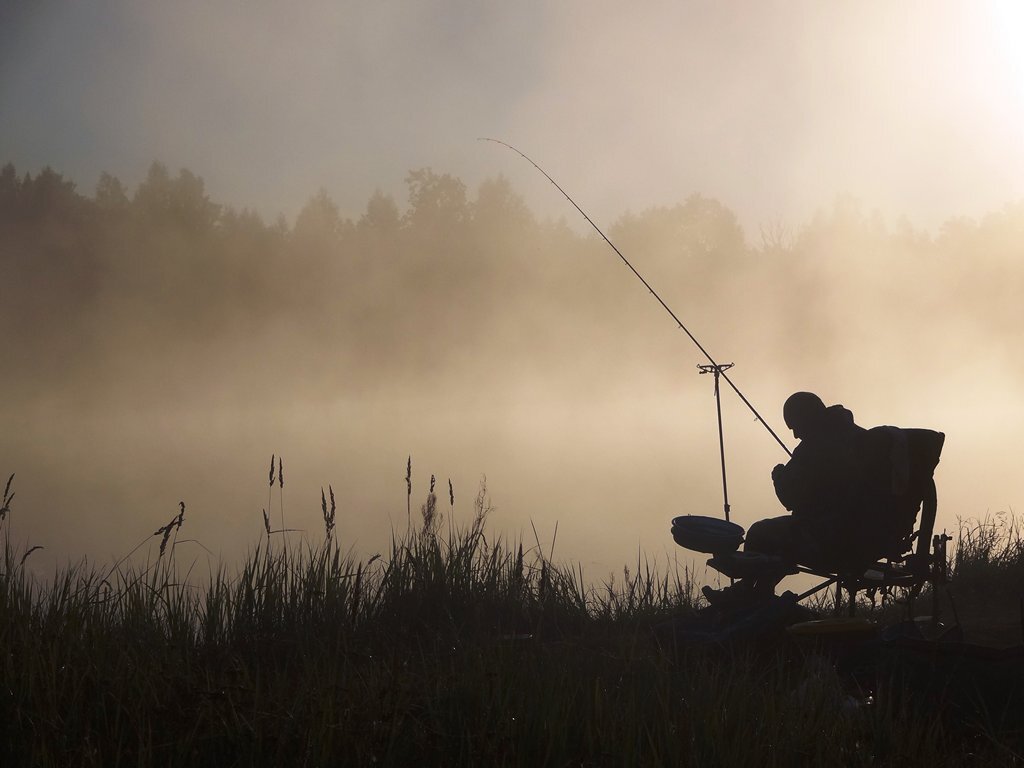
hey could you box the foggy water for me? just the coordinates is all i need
[5,334,1021,586]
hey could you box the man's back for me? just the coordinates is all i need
[772,403,865,520]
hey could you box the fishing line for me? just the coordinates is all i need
[480,137,792,458]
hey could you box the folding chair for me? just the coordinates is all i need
[682,427,947,618]
[790,428,947,616]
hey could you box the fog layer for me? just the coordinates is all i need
[0,164,1020,579]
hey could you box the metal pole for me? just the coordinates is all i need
[699,363,734,522]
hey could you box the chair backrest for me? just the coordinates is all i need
[867,427,945,560]
[793,428,945,615]
[903,428,944,560]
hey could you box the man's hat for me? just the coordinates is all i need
[783,391,826,432]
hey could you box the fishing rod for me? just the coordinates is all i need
[480,137,793,459]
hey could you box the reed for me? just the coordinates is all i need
[1,472,1021,766]
[955,511,1024,589]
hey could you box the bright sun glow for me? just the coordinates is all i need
[986,1,1024,107]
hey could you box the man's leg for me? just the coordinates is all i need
[745,516,797,560]
[743,516,800,596]
[702,516,796,606]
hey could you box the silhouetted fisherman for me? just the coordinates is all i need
[705,391,900,605]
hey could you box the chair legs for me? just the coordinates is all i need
[834,583,858,617]
[828,582,874,617]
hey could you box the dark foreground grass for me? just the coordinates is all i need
[1,475,1022,766]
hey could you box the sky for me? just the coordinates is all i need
[2,0,1023,580]
[3,1,1024,232]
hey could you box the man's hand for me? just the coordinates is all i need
[771,463,786,483]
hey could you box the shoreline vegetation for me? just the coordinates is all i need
[1,471,1022,766]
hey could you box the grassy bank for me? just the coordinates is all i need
[1,474,1022,766]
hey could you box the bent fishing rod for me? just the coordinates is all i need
[480,137,793,459]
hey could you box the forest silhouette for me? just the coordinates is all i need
[3,159,1020,409]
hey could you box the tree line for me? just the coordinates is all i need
[1,160,1020,403]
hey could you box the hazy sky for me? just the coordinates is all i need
[3,1,1024,231]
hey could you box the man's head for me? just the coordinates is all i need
[783,391,826,440]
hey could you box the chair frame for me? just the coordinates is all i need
[793,471,952,618]
[794,532,952,618]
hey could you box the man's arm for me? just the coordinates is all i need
[772,462,799,510]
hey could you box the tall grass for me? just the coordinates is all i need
[1,472,1022,766]
[955,511,1024,594]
